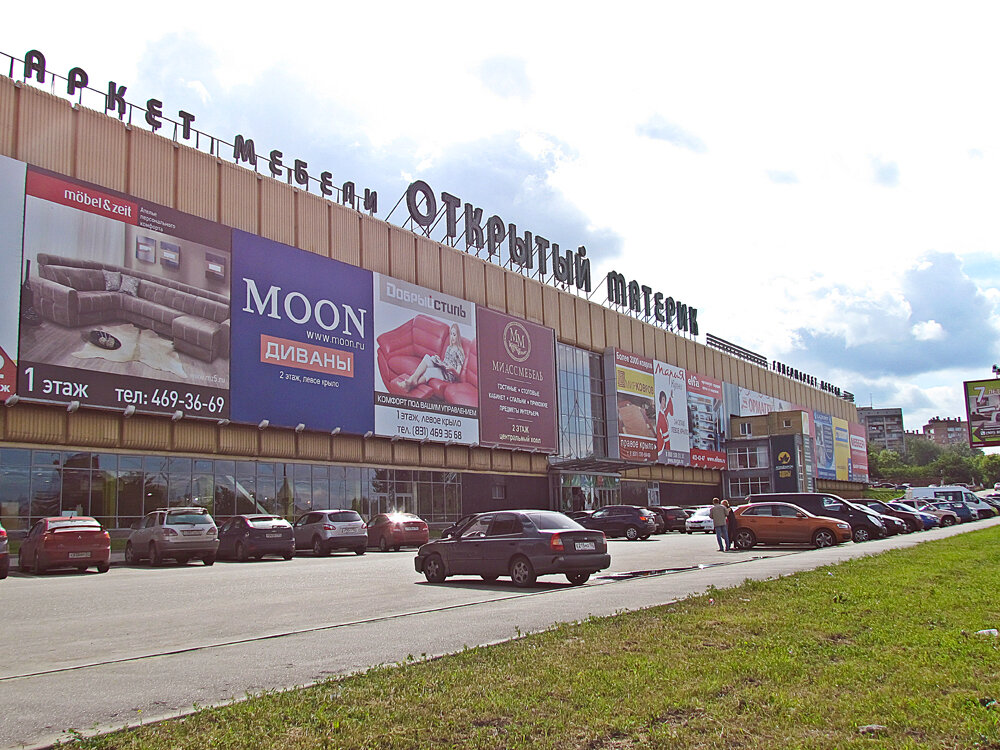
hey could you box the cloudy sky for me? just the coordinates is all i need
[4,2,1000,435]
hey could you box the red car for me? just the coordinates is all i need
[18,517,112,574]
[367,513,429,551]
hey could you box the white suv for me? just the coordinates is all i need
[293,510,367,556]
[126,507,219,566]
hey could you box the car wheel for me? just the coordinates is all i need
[19,553,29,573]
[354,546,366,556]
[509,556,536,587]
[175,556,190,566]
[624,525,640,541]
[203,555,216,566]
[282,551,294,560]
[379,535,390,552]
[0,557,8,579]
[852,527,871,543]
[149,542,163,567]
[96,562,110,574]
[812,528,836,549]
[33,551,45,575]
[423,554,446,583]
[941,515,955,527]
[236,541,249,562]
[566,572,590,585]
[124,541,138,565]
[734,528,756,550]
[312,537,329,557]
[639,534,651,541]
[394,546,401,552]
[481,574,499,582]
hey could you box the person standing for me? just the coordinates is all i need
[709,497,730,552]
[723,499,737,547]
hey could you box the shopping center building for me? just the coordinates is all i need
[0,51,865,534]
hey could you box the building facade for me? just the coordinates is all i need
[922,417,969,447]
[0,58,862,535]
[858,407,906,453]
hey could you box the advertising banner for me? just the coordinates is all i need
[230,230,374,433]
[373,274,478,445]
[739,387,775,416]
[833,416,850,481]
[606,349,657,462]
[813,410,836,480]
[686,372,725,469]
[965,378,1000,448]
[849,422,869,483]
[476,308,557,452]
[653,360,690,465]
[772,433,798,492]
[0,156,26,401]
[17,166,231,417]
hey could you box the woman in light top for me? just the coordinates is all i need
[400,323,465,391]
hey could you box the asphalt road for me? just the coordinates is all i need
[2,519,997,750]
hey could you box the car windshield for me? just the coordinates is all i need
[328,511,362,522]
[249,517,286,527]
[523,512,584,530]
[167,511,211,525]
[692,507,712,518]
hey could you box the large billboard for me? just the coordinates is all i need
[606,349,657,462]
[0,156,26,401]
[849,422,869,483]
[476,308,558,452]
[687,372,725,469]
[965,378,1000,448]
[772,434,799,492]
[17,166,231,418]
[373,274,479,445]
[833,416,850,481]
[653,360,690,465]
[813,410,836,480]
[230,230,374,433]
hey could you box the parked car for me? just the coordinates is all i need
[126,507,218,566]
[414,510,610,587]
[905,486,997,519]
[0,520,8,579]
[882,501,938,530]
[931,500,974,524]
[577,505,657,540]
[746,493,885,543]
[367,513,429,551]
[647,506,689,532]
[293,509,367,556]
[848,501,904,536]
[685,506,714,534]
[858,499,922,533]
[216,515,294,561]
[19,516,111,573]
[731,502,851,549]
[892,500,956,527]
[642,508,666,534]
[441,514,476,539]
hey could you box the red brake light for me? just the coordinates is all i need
[102,531,110,540]
[162,527,178,536]
[0,528,6,538]
[323,524,336,531]
[550,533,564,551]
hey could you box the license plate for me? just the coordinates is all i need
[339,527,358,535]
[404,525,420,531]
[575,541,596,551]
[68,551,90,558]
[182,530,200,536]
[266,533,282,538]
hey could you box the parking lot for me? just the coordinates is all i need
[2,519,998,750]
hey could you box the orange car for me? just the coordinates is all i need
[731,502,852,550]
[18,516,112,574]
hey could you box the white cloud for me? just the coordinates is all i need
[911,320,945,341]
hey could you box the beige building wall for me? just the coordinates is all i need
[0,81,858,485]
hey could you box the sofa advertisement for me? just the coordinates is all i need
[813,410,837,480]
[686,372,725,469]
[229,230,375,433]
[476,308,558,452]
[372,273,479,445]
[605,348,657,463]
[653,360,690,466]
[16,165,232,417]
[0,156,26,401]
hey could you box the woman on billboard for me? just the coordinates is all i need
[656,390,673,458]
[399,323,466,391]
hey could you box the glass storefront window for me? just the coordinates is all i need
[556,343,607,460]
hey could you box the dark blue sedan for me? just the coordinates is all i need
[217,515,294,561]
[415,510,610,587]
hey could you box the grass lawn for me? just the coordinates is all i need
[72,528,1000,749]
